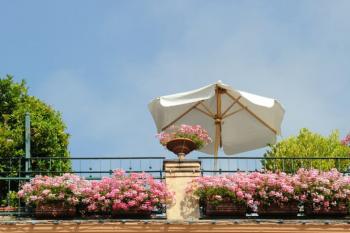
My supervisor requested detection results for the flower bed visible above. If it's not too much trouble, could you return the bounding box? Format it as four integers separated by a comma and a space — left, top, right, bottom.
188, 169, 350, 218
252, 172, 300, 217
187, 173, 257, 217
296, 169, 350, 217
80, 170, 174, 218
18, 173, 90, 219
18, 170, 174, 219
16, 168, 350, 219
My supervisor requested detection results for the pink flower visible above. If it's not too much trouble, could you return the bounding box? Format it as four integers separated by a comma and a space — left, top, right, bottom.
324, 201, 330, 208
42, 189, 51, 196
157, 124, 212, 149
128, 200, 137, 207
78, 169, 174, 213
341, 133, 350, 146
18, 173, 90, 206
17, 190, 24, 198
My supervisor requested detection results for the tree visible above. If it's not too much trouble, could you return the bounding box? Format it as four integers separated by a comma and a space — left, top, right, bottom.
262, 128, 350, 173
0, 75, 71, 202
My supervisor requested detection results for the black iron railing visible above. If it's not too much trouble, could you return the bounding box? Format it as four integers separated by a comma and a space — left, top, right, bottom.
199, 156, 350, 175
1, 156, 350, 218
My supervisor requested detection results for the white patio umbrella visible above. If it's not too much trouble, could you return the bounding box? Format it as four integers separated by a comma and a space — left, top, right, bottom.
148, 81, 285, 160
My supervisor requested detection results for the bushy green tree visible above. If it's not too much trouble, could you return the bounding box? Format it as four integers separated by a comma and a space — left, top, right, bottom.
0, 75, 71, 203
262, 128, 350, 173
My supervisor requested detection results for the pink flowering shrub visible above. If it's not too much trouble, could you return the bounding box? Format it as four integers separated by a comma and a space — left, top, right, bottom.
81, 169, 174, 214
187, 173, 257, 210
157, 124, 212, 149
251, 172, 301, 209
18, 173, 90, 207
341, 133, 350, 146
296, 168, 350, 211
188, 169, 350, 213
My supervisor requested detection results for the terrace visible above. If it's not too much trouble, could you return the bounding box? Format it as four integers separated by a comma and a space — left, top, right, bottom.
1, 156, 350, 233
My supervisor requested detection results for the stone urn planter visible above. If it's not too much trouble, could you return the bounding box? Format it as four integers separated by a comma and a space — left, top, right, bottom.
35, 203, 76, 219
304, 203, 348, 217
258, 202, 299, 217
204, 201, 247, 217
166, 138, 197, 160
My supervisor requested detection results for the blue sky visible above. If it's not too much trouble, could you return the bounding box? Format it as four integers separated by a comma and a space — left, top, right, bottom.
1, 1, 350, 159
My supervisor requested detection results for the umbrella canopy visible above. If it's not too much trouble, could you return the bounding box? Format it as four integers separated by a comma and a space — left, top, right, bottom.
148, 81, 285, 157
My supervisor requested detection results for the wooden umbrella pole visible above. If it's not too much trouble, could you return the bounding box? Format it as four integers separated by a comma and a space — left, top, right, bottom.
214, 85, 223, 173
214, 121, 220, 173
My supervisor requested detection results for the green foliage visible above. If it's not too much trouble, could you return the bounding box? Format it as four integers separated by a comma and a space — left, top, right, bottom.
176, 132, 206, 149
0, 75, 27, 123
0, 75, 71, 200
10, 96, 71, 172
262, 128, 350, 173
1, 191, 18, 207
194, 187, 242, 206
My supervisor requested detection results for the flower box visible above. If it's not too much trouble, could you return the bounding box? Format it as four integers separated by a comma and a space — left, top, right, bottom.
82, 209, 152, 219
35, 203, 76, 219
258, 202, 299, 217
204, 202, 247, 217
112, 209, 152, 219
18, 173, 89, 219
80, 170, 173, 217
0, 206, 17, 212
304, 203, 348, 217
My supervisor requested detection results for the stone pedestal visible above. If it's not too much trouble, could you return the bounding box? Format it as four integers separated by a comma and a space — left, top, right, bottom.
163, 159, 201, 221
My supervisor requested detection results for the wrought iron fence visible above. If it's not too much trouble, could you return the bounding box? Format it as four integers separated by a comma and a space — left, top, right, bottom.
0, 156, 165, 217
1, 156, 350, 218
199, 156, 350, 175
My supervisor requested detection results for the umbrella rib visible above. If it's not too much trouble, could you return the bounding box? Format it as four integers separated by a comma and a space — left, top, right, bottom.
161, 101, 204, 131
222, 95, 242, 118
195, 106, 214, 119
199, 102, 215, 117
225, 92, 278, 135
222, 107, 244, 119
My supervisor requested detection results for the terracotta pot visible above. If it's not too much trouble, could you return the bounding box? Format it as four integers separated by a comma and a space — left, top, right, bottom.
258, 202, 299, 217
304, 203, 348, 217
35, 203, 76, 219
166, 138, 197, 159
0, 206, 17, 212
205, 202, 247, 217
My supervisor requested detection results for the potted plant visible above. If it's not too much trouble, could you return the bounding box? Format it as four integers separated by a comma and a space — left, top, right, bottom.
296, 168, 350, 217
187, 173, 257, 217
157, 124, 212, 160
18, 173, 90, 219
0, 191, 18, 212
253, 172, 300, 217
80, 169, 174, 219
